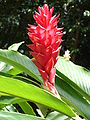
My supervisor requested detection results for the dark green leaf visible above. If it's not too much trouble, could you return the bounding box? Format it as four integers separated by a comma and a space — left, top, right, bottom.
19, 102, 35, 115
55, 76, 90, 120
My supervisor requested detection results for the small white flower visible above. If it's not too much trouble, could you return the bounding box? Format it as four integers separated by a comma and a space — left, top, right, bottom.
63, 50, 71, 60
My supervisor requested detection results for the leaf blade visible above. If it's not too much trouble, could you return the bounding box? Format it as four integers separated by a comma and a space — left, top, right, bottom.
56, 57, 90, 100
0, 111, 44, 120
0, 75, 75, 117
0, 49, 43, 83
55, 76, 90, 120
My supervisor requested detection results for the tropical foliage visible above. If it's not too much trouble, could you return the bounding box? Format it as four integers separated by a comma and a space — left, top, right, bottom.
0, 42, 90, 120
0, 0, 90, 120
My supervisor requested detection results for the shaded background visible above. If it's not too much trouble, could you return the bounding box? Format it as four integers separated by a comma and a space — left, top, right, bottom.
0, 0, 90, 69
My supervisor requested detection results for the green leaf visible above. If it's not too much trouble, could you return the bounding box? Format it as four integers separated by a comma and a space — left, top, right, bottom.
19, 101, 35, 115
0, 49, 43, 83
0, 42, 24, 74
46, 111, 68, 120
36, 104, 49, 117
0, 71, 13, 77
0, 92, 9, 96
0, 71, 40, 87
0, 96, 25, 105
8, 41, 24, 51
4, 105, 18, 112
0, 61, 21, 75
56, 57, 90, 101
7, 67, 22, 75
0, 95, 26, 109
13, 76, 41, 87
0, 61, 12, 73
55, 76, 90, 120
0, 75, 75, 117
0, 111, 44, 120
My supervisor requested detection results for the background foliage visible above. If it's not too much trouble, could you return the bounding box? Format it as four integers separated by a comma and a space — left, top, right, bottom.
0, 42, 90, 119
0, 0, 90, 69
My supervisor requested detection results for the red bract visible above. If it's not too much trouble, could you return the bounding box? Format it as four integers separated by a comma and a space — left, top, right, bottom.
28, 4, 63, 97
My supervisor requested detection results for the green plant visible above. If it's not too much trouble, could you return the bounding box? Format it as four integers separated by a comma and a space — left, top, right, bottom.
0, 41, 90, 120
0, 3, 90, 120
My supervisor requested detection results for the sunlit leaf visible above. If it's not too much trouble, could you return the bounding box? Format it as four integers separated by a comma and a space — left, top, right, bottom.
0, 75, 75, 117
0, 49, 43, 83
56, 56, 90, 101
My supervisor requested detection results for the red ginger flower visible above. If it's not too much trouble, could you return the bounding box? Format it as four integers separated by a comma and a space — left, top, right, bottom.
28, 4, 63, 97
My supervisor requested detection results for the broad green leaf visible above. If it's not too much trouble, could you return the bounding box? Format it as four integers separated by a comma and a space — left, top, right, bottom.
0, 71, 40, 87
8, 41, 24, 51
0, 42, 24, 74
0, 75, 75, 117
0, 49, 43, 83
0, 111, 44, 120
19, 101, 35, 115
56, 57, 90, 101
55, 76, 90, 120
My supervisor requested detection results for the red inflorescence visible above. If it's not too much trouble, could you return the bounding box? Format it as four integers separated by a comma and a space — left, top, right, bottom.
28, 4, 63, 97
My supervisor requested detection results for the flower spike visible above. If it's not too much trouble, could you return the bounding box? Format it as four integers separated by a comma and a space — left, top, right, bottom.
28, 4, 63, 98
